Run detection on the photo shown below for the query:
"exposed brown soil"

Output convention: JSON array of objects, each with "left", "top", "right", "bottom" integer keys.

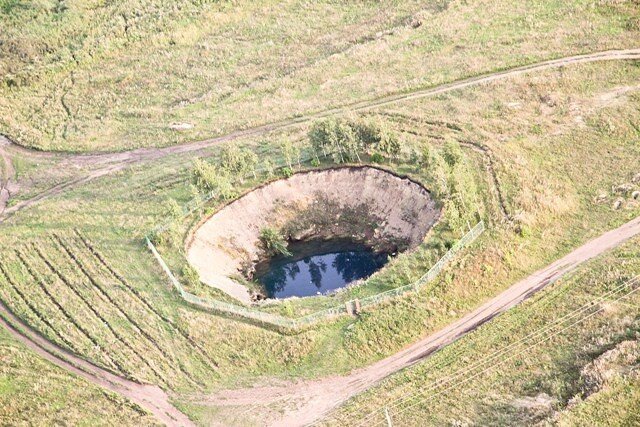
[{"left": 186, "top": 166, "right": 439, "bottom": 302}]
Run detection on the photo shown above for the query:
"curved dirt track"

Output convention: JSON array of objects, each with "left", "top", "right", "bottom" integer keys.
[
  {"left": 200, "top": 215, "right": 640, "bottom": 426},
  {"left": 0, "top": 301, "right": 194, "bottom": 426},
  {"left": 0, "top": 48, "right": 639, "bottom": 426},
  {"left": 0, "top": 137, "right": 16, "bottom": 213},
  {"left": 1, "top": 48, "right": 639, "bottom": 222}
]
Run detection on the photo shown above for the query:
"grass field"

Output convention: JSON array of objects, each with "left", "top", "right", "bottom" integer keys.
[
  {"left": 0, "top": 327, "right": 157, "bottom": 425},
  {"left": 0, "top": 58, "right": 638, "bottom": 394},
  {"left": 0, "top": 2, "right": 639, "bottom": 424},
  {"left": 1, "top": 0, "right": 639, "bottom": 151},
  {"left": 322, "top": 235, "right": 640, "bottom": 426}
]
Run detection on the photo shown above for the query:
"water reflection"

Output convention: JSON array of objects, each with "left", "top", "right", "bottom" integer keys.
[{"left": 256, "top": 241, "right": 388, "bottom": 298}]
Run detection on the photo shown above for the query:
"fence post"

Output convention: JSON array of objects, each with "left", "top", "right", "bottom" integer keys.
[
  {"left": 384, "top": 407, "right": 393, "bottom": 427},
  {"left": 346, "top": 301, "right": 354, "bottom": 316}
]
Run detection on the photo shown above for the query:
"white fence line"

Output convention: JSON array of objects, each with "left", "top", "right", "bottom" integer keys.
[{"left": 146, "top": 221, "right": 485, "bottom": 331}]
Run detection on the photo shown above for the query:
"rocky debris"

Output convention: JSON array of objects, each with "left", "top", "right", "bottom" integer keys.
[
  {"left": 169, "top": 122, "right": 194, "bottom": 131},
  {"left": 612, "top": 198, "right": 624, "bottom": 210},
  {"left": 410, "top": 18, "right": 422, "bottom": 28},
  {"left": 632, "top": 172, "right": 640, "bottom": 184},
  {"left": 612, "top": 182, "right": 635, "bottom": 195},
  {"left": 633, "top": 191, "right": 640, "bottom": 200},
  {"left": 512, "top": 392, "right": 557, "bottom": 410},
  {"left": 540, "top": 94, "right": 559, "bottom": 107},
  {"left": 549, "top": 340, "right": 640, "bottom": 424},
  {"left": 579, "top": 340, "right": 640, "bottom": 397},
  {"left": 594, "top": 192, "right": 608, "bottom": 204}
]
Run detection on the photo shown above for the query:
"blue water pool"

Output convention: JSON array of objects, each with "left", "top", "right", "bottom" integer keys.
[{"left": 256, "top": 241, "right": 388, "bottom": 298}]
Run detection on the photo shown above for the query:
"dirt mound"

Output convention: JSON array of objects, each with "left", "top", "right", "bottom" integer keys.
[{"left": 186, "top": 166, "right": 440, "bottom": 302}]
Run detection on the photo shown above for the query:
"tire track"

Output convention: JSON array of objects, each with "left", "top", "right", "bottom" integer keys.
[
  {"left": 73, "top": 229, "right": 220, "bottom": 371},
  {"left": 0, "top": 138, "right": 15, "bottom": 214},
  {"left": 0, "top": 261, "right": 79, "bottom": 354},
  {"left": 0, "top": 48, "right": 639, "bottom": 426},
  {"left": 50, "top": 235, "right": 203, "bottom": 388},
  {"left": 14, "top": 250, "right": 128, "bottom": 375},
  {"left": 0, "top": 297, "right": 194, "bottom": 426}
]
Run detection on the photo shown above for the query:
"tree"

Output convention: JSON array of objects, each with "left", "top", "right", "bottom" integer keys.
[
  {"left": 191, "top": 158, "right": 236, "bottom": 200},
  {"left": 335, "top": 119, "right": 361, "bottom": 163},
  {"left": 377, "top": 129, "right": 400, "bottom": 156},
  {"left": 309, "top": 117, "right": 400, "bottom": 162},
  {"left": 220, "top": 145, "right": 258, "bottom": 179},
  {"left": 309, "top": 119, "right": 333, "bottom": 158},
  {"left": 188, "top": 184, "right": 202, "bottom": 212},
  {"left": 279, "top": 140, "right": 300, "bottom": 169},
  {"left": 259, "top": 227, "right": 292, "bottom": 257},
  {"left": 192, "top": 158, "right": 218, "bottom": 192},
  {"left": 262, "top": 158, "right": 275, "bottom": 177}
]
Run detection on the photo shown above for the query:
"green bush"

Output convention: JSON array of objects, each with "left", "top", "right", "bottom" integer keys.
[
  {"left": 370, "top": 153, "right": 385, "bottom": 163},
  {"left": 259, "top": 227, "right": 292, "bottom": 257},
  {"left": 181, "top": 265, "right": 201, "bottom": 287},
  {"left": 309, "top": 117, "right": 400, "bottom": 163},
  {"left": 281, "top": 166, "right": 294, "bottom": 178},
  {"left": 443, "top": 139, "right": 463, "bottom": 167}
]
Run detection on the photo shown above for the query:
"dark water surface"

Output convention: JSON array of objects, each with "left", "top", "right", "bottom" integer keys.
[{"left": 256, "top": 240, "right": 388, "bottom": 298}]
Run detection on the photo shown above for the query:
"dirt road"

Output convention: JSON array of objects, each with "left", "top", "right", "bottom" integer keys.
[
  {"left": 1, "top": 48, "right": 639, "bottom": 222},
  {"left": 200, "top": 215, "right": 640, "bottom": 426},
  {"left": 0, "top": 300, "right": 194, "bottom": 426},
  {"left": 0, "top": 137, "right": 16, "bottom": 214}
]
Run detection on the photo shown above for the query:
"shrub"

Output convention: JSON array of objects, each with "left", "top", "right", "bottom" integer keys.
[
  {"left": 220, "top": 145, "right": 258, "bottom": 178},
  {"left": 376, "top": 128, "right": 400, "bottom": 156},
  {"left": 443, "top": 139, "right": 463, "bottom": 167},
  {"left": 370, "top": 153, "right": 384, "bottom": 163},
  {"left": 259, "top": 227, "right": 292, "bottom": 257},
  {"left": 182, "top": 265, "right": 201, "bottom": 287},
  {"left": 166, "top": 198, "right": 183, "bottom": 219},
  {"left": 420, "top": 144, "right": 433, "bottom": 167},
  {"left": 281, "top": 166, "right": 294, "bottom": 178}
]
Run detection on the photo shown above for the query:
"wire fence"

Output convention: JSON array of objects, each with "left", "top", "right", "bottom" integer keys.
[
  {"left": 144, "top": 148, "right": 485, "bottom": 330},
  {"left": 146, "top": 221, "right": 485, "bottom": 331}
]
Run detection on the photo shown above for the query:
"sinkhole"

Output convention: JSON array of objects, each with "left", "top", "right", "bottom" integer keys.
[{"left": 186, "top": 166, "right": 441, "bottom": 303}]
